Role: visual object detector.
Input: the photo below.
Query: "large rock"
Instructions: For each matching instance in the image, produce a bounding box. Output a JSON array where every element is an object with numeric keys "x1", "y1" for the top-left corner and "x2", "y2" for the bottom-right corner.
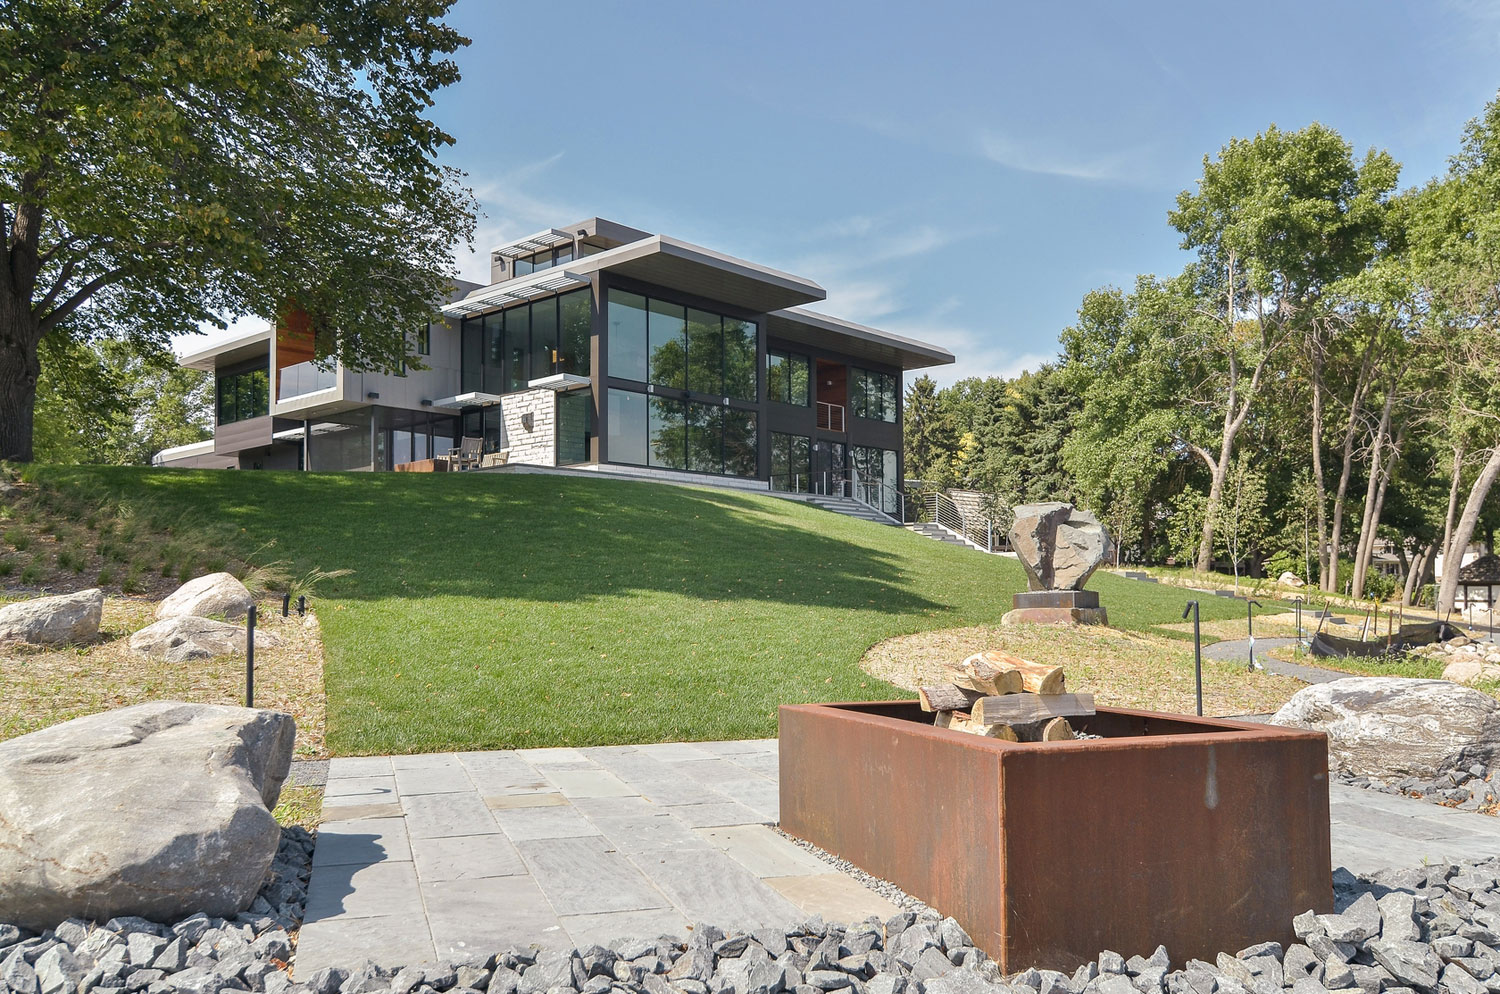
[
  {"x1": 0, "y1": 701, "x2": 295, "y2": 930},
  {"x1": 155, "y1": 572, "x2": 254, "y2": 621},
  {"x1": 0, "y1": 588, "x2": 103, "y2": 646},
  {"x1": 128, "y1": 615, "x2": 278, "y2": 662},
  {"x1": 1443, "y1": 658, "x2": 1500, "y2": 685},
  {"x1": 1008, "y1": 502, "x2": 1112, "y2": 591},
  {"x1": 1270, "y1": 677, "x2": 1500, "y2": 779}
]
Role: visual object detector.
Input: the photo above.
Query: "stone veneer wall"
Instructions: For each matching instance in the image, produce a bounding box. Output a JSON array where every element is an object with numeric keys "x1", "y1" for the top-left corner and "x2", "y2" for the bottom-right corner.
[{"x1": 500, "y1": 388, "x2": 556, "y2": 467}]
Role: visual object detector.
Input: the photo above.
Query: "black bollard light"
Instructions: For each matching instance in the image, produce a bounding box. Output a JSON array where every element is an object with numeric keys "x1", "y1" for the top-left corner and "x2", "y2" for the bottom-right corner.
[
  {"x1": 297, "y1": 595, "x2": 306, "y2": 617},
  {"x1": 281, "y1": 592, "x2": 291, "y2": 617},
  {"x1": 1183, "y1": 600, "x2": 1203, "y2": 716},
  {"x1": 1247, "y1": 600, "x2": 1263, "y2": 671},
  {"x1": 245, "y1": 604, "x2": 257, "y2": 708}
]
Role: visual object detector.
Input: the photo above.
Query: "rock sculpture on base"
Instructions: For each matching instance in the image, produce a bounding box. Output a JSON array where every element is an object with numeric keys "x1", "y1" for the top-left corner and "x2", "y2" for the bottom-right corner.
[{"x1": 1002, "y1": 502, "x2": 1112, "y2": 626}]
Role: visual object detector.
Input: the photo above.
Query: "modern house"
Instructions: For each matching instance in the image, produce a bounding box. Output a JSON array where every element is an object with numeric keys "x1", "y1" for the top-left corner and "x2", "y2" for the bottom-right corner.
[{"x1": 155, "y1": 218, "x2": 955, "y2": 508}]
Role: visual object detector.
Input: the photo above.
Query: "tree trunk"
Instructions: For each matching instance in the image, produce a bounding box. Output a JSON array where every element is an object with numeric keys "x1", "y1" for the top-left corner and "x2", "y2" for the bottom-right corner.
[
  {"x1": 1443, "y1": 444, "x2": 1465, "y2": 569},
  {"x1": 1438, "y1": 446, "x2": 1500, "y2": 615},
  {"x1": 0, "y1": 297, "x2": 41, "y2": 463},
  {"x1": 1351, "y1": 390, "x2": 1395, "y2": 598},
  {"x1": 1404, "y1": 538, "x2": 1437, "y2": 607},
  {"x1": 1319, "y1": 325, "x2": 1381, "y2": 592},
  {"x1": 1195, "y1": 441, "x2": 1231, "y2": 573},
  {"x1": 1309, "y1": 350, "x2": 1331, "y2": 589}
]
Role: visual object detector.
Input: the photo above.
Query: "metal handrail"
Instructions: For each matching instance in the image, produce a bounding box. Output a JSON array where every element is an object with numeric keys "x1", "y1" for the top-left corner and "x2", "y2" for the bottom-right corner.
[
  {"x1": 816, "y1": 402, "x2": 845, "y2": 433},
  {"x1": 851, "y1": 477, "x2": 907, "y2": 523},
  {"x1": 921, "y1": 490, "x2": 1005, "y2": 551}
]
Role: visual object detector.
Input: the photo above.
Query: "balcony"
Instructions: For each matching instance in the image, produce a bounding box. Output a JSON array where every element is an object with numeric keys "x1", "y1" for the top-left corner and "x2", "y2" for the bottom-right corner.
[
  {"x1": 278, "y1": 361, "x2": 337, "y2": 402},
  {"x1": 816, "y1": 401, "x2": 845, "y2": 433}
]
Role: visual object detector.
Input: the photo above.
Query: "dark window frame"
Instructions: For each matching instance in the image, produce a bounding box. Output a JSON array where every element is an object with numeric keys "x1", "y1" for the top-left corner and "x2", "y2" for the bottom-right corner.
[
  {"x1": 605, "y1": 385, "x2": 758, "y2": 479},
  {"x1": 604, "y1": 286, "x2": 759, "y2": 408}
]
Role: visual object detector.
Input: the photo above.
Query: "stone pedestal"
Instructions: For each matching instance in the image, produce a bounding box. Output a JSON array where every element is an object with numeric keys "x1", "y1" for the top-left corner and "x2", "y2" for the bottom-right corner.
[{"x1": 1001, "y1": 589, "x2": 1108, "y2": 626}]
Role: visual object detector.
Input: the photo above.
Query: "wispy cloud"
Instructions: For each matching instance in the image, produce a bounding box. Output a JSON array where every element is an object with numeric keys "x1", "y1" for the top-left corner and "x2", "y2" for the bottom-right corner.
[
  {"x1": 883, "y1": 316, "x2": 1059, "y2": 389},
  {"x1": 976, "y1": 129, "x2": 1156, "y2": 185},
  {"x1": 459, "y1": 153, "x2": 585, "y2": 285}
]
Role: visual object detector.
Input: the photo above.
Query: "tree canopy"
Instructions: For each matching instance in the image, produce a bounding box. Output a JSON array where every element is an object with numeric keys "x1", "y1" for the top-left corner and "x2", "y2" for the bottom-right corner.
[{"x1": 1, "y1": 0, "x2": 477, "y2": 460}]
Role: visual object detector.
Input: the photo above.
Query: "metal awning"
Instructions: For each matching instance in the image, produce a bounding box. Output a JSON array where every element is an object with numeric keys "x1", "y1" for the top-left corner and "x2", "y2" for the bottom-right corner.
[
  {"x1": 527, "y1": 374, "x2": 591, "y2": 393},
  {"x1": 490, "y1": 229, "x2": 575, "y2": 260},
  {"x1": 441, "y1": 270, "x2": 590, "y2": 317},
  {"x1": 430, "y1": 391, "x2": 506, "y2": 410}
]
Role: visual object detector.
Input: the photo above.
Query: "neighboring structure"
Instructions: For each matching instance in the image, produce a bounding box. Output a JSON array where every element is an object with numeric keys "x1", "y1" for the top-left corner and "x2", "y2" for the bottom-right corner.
[
  {"x1": 1454, "y1": 553, "x2": 1500, "y2": 624},
  {"x1": 155, "y1": 218, "x2": 955, "y2": 507}
]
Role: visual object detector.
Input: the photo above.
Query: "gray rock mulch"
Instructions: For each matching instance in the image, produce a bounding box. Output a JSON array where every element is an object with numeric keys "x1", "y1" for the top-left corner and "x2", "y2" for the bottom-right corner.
[
  {"x1": 1335, "y1": 764, "x2": 1500, "y2": 814},
  {"x1": 8, "y1": 836, "x2": 1500, "y2": 994}
]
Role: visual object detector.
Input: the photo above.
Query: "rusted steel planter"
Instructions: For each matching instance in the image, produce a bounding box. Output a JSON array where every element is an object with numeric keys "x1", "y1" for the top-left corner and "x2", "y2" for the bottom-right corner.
[{"x1": 779, "y1": 702, "x2": 1332, "y2": 972}]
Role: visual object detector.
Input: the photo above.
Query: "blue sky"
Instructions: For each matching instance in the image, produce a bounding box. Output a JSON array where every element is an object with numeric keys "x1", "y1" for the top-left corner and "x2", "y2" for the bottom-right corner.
[{"x1": 188, "y1": 1, "x2": 1500, "y2": 386}]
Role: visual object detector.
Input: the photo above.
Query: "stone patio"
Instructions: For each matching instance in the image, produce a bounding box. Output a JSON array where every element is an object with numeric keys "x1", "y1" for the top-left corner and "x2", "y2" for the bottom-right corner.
[{"x1": 296, "y1": 738, "x2": 1500, "y2": 974}]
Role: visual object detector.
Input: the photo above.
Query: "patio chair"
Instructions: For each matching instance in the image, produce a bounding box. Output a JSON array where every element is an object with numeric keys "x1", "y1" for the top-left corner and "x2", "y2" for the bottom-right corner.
[{"x1": 448, "y1": 436, "x2": 483, "y2": 471}]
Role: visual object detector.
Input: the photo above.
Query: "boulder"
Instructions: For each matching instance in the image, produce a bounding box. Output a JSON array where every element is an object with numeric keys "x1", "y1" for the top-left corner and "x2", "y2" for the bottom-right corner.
[
  {"x1": 128, "y1": 616, "x2": 278, "y2": 662},
  {"x1": 1279, "y1": 571, "x2": 1306, "y2": 587},
  {"x1": 1443, "y1": 659, "x2": 1500, "y2": 686},
  {"x1": 155, "y1": 573, "x2": 254, "y2": 621},
  {"x1": 1008, "y1": 502, "x2": 1112, "y2": 591},
  {"x1": 1270, "y1": 677, "x2": 1500, "y2": 779},
  {"x1": 0, "y1": 701, "x2": 295, "y2": 930},
  {"x1": 0, "y1": 588, "x2": 103, "y2": 646}
]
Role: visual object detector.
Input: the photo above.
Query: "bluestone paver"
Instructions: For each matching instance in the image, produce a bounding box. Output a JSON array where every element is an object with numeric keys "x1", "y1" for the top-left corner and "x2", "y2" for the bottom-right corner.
[{"x1": 298, "y1": 738, "x2": 1500, "y2": 973}]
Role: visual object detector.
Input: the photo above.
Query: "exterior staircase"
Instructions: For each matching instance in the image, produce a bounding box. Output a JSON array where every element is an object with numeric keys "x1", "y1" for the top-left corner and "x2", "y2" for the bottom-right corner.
[
  {"x1": 907, "y1": 521, "x2": 976, "y2": 548},
  {"x1": 804, "y1": 494, "x2": 902, "y2": 526}
]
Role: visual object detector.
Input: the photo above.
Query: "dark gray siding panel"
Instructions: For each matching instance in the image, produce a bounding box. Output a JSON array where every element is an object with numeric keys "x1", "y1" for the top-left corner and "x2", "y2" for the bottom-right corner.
[{"x1": 214, "y1": 415, "x2": 273, "y2": 455}]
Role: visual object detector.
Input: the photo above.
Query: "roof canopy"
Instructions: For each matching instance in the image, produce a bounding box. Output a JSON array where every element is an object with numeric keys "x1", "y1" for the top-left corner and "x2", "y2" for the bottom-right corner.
[
  {"x1": 767, "y1": 307, "x2": 955, "y2": 371},
  {"x1": 1458, "y1": 553, "x2": 1500, "y2": 586}
]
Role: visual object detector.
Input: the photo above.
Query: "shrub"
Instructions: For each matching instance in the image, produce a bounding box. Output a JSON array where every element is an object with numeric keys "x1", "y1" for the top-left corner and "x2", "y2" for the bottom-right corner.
[
  {"x1": 4, "y1": 528, "x2": 29, "y2": 551},
  {"x1": 18, "y1": 562, "x2": 43, "y2": 584},
  {"x1": 120, "y1": 566, "x2": 145, "y2": 594},
  {"x1": 97, "y1": 565, "x2": 115, "y2": 588},
  {"x1": 1363, "y1": 571, "x2": 1399, "y2": 601},
  {"x1": 0, "y1": 559, "x2": 13, "y2": 578}
]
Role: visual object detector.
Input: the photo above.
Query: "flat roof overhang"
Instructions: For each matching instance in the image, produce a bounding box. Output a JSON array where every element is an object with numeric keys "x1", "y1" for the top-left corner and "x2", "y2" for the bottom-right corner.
[
  {"x1": 448, "y1": 234, "x2": 826, "y2": 319},
  {"x1": 578, "y1": 236, "x2": 824, "y2": 314},
  {"x1": 178, "y1": 328, "x2": 272, "y2": 371},
  {"x1": 767, "y1": 307, "x2": 956, "y2": 371},
  {"x1": 528, "y1": 373, "x2": 591, "y2": 392},
  {"x1": 442, "y1": 270, "x2": 591, "y2": 317},
  {"x1": 431, "y1": 391, "x2": 507, "y2": 410}
]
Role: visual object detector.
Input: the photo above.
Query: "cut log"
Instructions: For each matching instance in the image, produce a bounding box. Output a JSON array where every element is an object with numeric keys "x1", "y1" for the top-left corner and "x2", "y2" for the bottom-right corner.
[
  {"x1": 970, "y1": 692, "x2": 1095, "y2": 726},
  {"x1": 1041, "y1": 717, "x2": 1075, "y2": 741},
  {"x1": 946, "y1": 712, "x2": 1018, "y2": 740},
  {"x1": 947, "y1": 657, "x2": 1024, "y2": 696},
  {"x1": 919, "y1": 684, "x2": 983, "y2": 713},
  {"x1": 933, "y1": 711, "x2": 953, "y2": 729},
  {"x1": 968, "y1": 651, "x2": 1066, "y2": 695}
]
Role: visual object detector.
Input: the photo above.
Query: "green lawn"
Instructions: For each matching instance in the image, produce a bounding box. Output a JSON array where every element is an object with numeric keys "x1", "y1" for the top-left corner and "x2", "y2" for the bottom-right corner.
[{"x1": 23, "y1": 466, "x2": 1261, "y2": 754}]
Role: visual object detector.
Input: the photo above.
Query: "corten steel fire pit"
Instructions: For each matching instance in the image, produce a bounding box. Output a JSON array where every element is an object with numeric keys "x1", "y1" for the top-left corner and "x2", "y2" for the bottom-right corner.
[{"x1": 778, "y1": 702, "x2": 1332, "y2": 973}]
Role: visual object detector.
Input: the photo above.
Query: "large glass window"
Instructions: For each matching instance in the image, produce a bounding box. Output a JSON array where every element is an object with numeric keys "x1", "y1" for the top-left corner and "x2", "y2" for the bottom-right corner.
[
  {"x1": 461, "y1": 320, "x2": 481, "y2": 393},
  {"x1": 307, "y1": 408, "x2": 374, "y2": 471},
  {"x1": 558, "y1": 289, "x2": 591, "y2": 376},
  {"x1": 767, "y1": 350, "x2": 810, "y2": 406},
  {"x1": 607, "y1": 290, "x2": 649, "y2": 382},
  {"x1": 852, "y1": 368, "x2": 899, "y2": 422},
  {"x1": 607, "y1": 388, "x2": 648, "y2": 465},
  {"x1": 771, "y1": 432, "x2": 812, "y2": 492},
  {"x1": 724, "y1": 318, "x2": 757, "y2": 401},
  {"x1": 461, "y1": 407, "x2": 505, "y2": 455},
  {"x1": 216, "y1": 367, "x2": 270, "y2": 425},
  {"x1": 607, "y1": 290, "x2": 756, "y2": 397},
  {"x1": 531, "y1": 295, "x2": 558, "y2": 381},
  {"x1": 686, "y1": 309, "x2": 724, "y2": 395},
  {"x1": 556, "y1": 391, "x2": 593, "y2": 465},
  {"x1": 483, "y1": 311, "x2": 504, "y2": 394},
  {"x1": 608, "y1": 387, "x2": 756, "y2": 477},
  {"x1": 506, "y1": 305, "x2": 530, "y2": 393},
  {"x1": 648, "y1": 299, "x2": 687, "y2": 390},
  {"x1": 648, "y1": 396, "x2": 686, "y2": 469}
]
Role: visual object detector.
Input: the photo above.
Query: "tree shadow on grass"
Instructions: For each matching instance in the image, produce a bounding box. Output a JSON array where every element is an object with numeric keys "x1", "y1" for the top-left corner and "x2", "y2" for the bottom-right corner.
[{"x1": 57, "y1": 467, "x2": 983, "y2": 615}]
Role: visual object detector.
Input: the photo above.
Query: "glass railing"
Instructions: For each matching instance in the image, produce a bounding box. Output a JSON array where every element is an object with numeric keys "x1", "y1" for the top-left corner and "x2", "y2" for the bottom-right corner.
[{"x1": 277, "y1": 361, "x2": 338, "y2": 401}]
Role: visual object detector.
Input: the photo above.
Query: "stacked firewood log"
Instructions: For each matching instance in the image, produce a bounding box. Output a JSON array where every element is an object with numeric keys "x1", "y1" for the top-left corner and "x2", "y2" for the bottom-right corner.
[{"x1": 919, "y1": 650, "x2": 1094, "y2": 741}]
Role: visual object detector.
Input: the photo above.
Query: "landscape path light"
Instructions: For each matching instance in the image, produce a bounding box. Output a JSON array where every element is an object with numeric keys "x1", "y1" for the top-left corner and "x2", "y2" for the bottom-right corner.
[
  {"x1": 1247, "y1": 599, "x2": 1264, "y2": 671},
  {"x1": 245, "y1": 604, "x2": 257, "y2": 707},
  {"x1": 1183, "y1": 599, "x2": 1202, "y2": 716}
]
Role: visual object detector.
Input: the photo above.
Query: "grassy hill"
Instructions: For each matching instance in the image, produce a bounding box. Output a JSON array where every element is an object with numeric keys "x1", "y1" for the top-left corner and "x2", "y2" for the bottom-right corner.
[{"x1": 14, "y1": 466, "x2": 1263, "y2": 754}]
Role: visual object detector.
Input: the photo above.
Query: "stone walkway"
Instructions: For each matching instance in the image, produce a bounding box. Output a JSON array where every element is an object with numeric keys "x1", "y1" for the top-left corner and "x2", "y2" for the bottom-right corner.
[
  {"x1": 1200, "y1": 637, "x2": 1348, "y2": 684},
  {"x1": 297, "y1": 739, "x2": 1500, "y2": 973},
  {"x1": 296, "y1": 741, "x2": 898, "y2": 973}
]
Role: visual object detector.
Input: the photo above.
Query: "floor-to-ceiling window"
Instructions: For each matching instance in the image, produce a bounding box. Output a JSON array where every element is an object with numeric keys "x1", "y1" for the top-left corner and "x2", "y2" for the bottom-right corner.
[
  {"x1": 556, "y1": 391, "x2": 593, "y2": 465},
  {"x1": 852, "y1": 444, "x2": 899, "y2": 513},
  {"x1": 851, "y1": 368, "x2": 899, "y2": 422},
  {"x1": 607, "y1": 388, "x2": 757, "y2": 477},
  {"x1": 767, "y1": 350, "x2": 810, "y2": 406},
  {"x1": 604, "y1": 289, "x2": 759, "y2": 478},
  {"x1": 460, "y1": 289, "x2": 592, "y2": 395},
  {"x1": 770, "y1": 432, "x2": 812, "y2": 492}
]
